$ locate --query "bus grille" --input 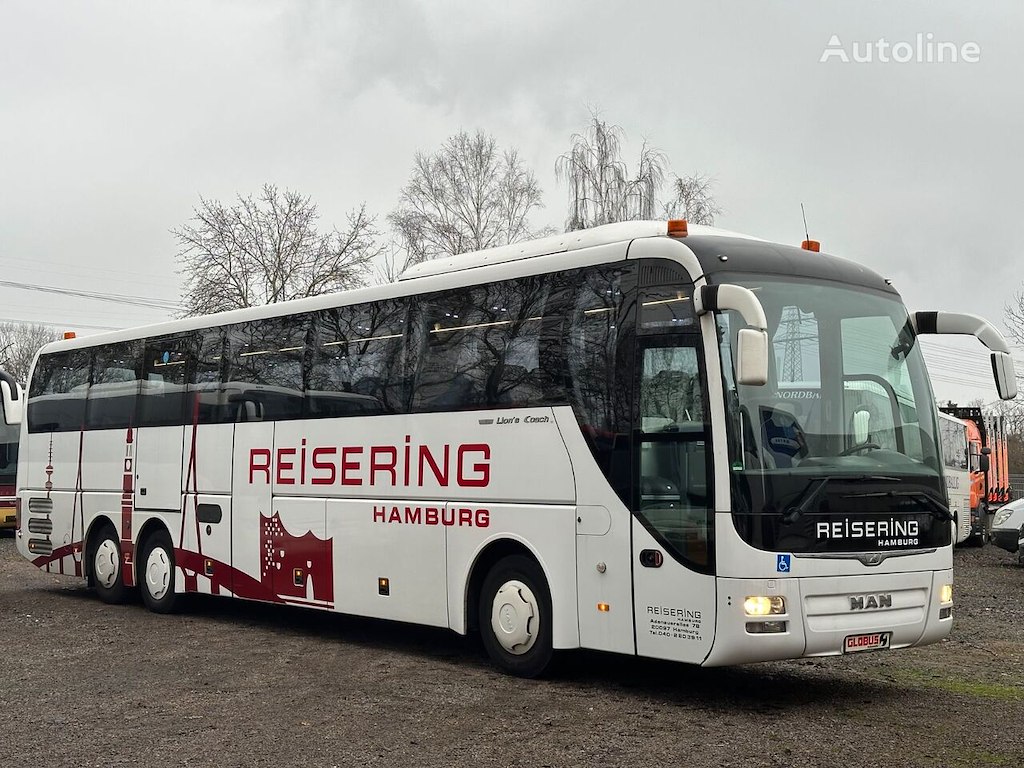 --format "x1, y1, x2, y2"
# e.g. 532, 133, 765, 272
27, 517, 53, 535
28, 498, 53, 515
27, 538, 53, 556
